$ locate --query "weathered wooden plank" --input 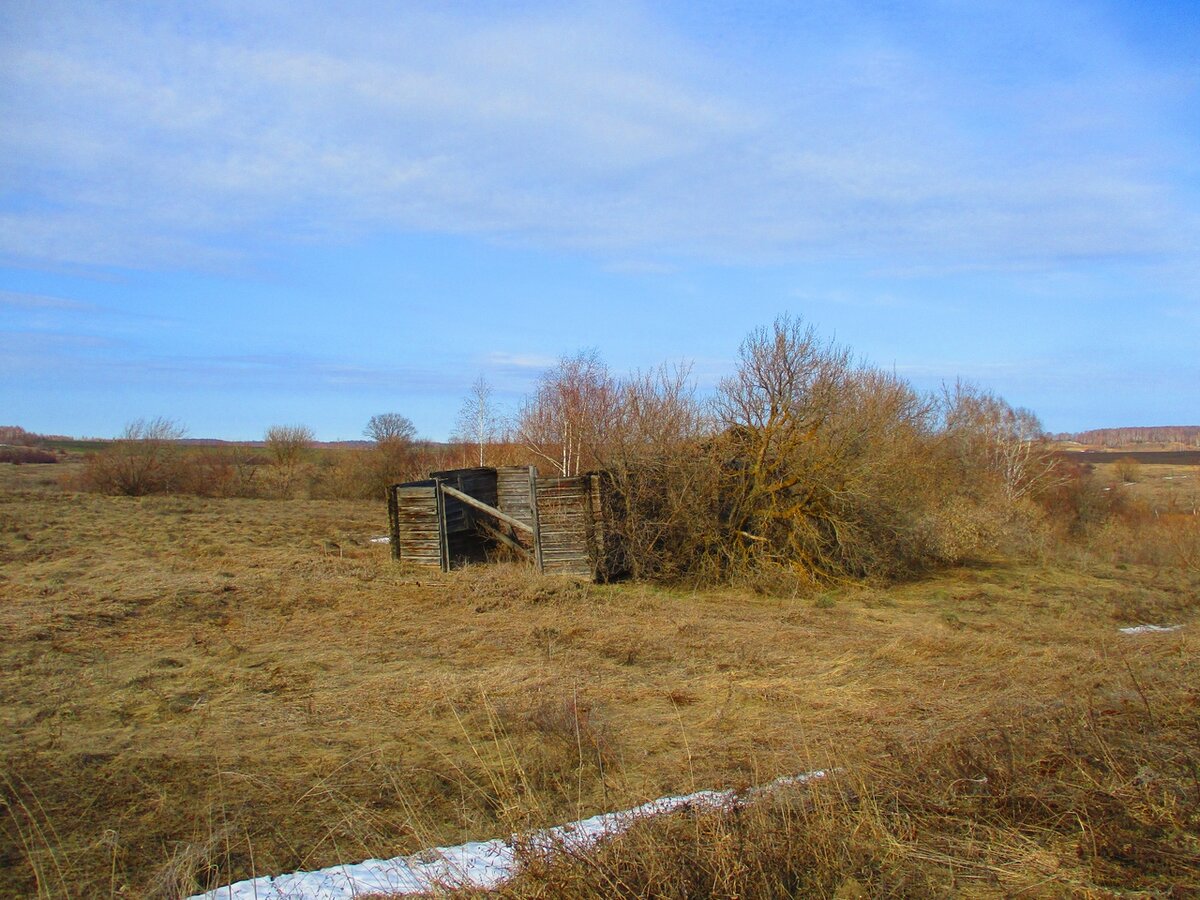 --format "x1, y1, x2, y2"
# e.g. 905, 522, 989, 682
533, 473, 595, 578
387, 486, 400, 560
528, 466, 544, 573
436, 478, 450, 572
439, 484, 535, 535
496, 468, 537, 567
389, 480, 444, 568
